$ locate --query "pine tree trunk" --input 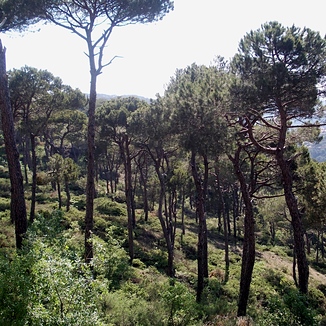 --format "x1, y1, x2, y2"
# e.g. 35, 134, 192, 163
119, 136, 134, 262
216, 167, 229, 283
65, 179, 70, 212
232, 185, 238, 245
30, 133, 37, 223
276, 152, 309, 294
0, 41, 27, 249
191, 151, 208, 302
57, 180, 62, 210
229, 149, 255, 317
84, 67, 96, 264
